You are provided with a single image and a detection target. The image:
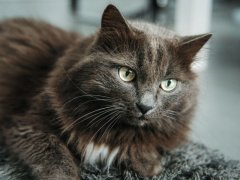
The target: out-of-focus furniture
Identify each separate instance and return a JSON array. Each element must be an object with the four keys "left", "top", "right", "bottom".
[{"left": 70, "top": 0, "right": 169, "bottom": 17}]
